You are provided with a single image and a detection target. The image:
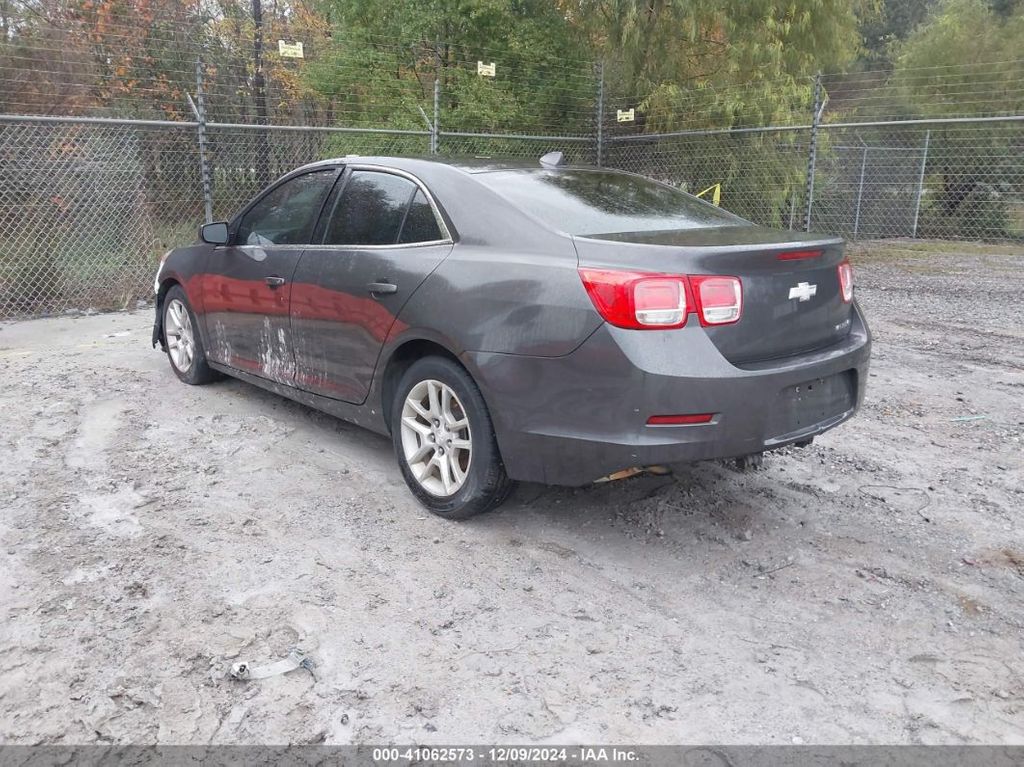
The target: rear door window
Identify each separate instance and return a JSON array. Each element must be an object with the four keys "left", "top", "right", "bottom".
[
  {"left": 398, "top": 190, "right": 444, "bottom": 244},
  {"left": 323, "top": 171, "right": 446, "bottom": 246},
  {"left": 325, "top": 171, "right": 416, "bottom": 246}
]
